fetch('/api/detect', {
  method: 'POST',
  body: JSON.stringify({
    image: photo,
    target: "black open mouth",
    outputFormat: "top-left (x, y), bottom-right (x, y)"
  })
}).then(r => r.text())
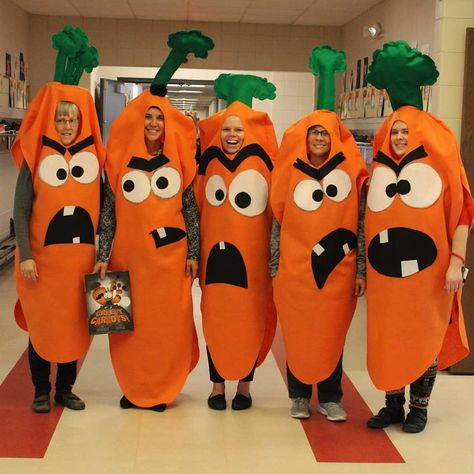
top-left (311, 228), bottom-right (357, 289)
top-left (150, 227), bottom-right (186, 248)
top-left (368, 227), bottom-right (437, 278)
top-left (205, 241), bottom-right (248, 288)
top-left (44, 206), bottom-right (94, 246)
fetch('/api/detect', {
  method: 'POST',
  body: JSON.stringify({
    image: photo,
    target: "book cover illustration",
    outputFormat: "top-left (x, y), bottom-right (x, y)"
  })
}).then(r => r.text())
top-left (84, 271), bottom-right (134, 335)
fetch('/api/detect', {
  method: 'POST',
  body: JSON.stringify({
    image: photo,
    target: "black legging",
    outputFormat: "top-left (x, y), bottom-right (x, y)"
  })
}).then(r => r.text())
top-left (28, 339), bottom-right (77, 396)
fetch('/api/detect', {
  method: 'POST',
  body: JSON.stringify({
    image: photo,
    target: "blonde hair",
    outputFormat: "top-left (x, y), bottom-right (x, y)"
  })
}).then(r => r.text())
top-left (55, 101), bottom-right (80, 120)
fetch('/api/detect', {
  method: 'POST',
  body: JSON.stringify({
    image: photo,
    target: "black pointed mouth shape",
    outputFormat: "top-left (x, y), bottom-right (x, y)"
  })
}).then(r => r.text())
top-left (368, 227), bottom-right (437, 278)
top-left (205, 241), bottom-right (248, 288)
top-left (311, 228), bottom-right (357, 289)
top-left (44, 206), bottom-right (94, 246)
top-left (150, 227), bottom-right (186, 248)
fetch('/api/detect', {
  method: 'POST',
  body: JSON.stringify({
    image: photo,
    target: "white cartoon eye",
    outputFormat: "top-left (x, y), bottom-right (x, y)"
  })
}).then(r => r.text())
top-left (38, 154), bottom-right (69, 187)
top-left (205, 174), bottom-right (227, 207)
top-left (367, 166), bottom-right (397, 212)
top-left (398, 162), bottom-right (442, 208)
top-left (150, 167), bottom-right (181, 199)
top-left (322, 169), bottom-right (352, 202)
top-left (69, 151), bottom-right (99, 184)
top-left (293, 179), bottom-right (324, 211)
top-left (228, 169), bottom-right (268, 217)
top-left (121, 170), bottom-right (151, 203)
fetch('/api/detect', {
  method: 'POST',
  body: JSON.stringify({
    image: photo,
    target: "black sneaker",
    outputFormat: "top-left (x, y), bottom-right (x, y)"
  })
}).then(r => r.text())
top-left (54, 392), bottom-right (85, 410)
top-left (32, 393), bottom-right (51, 413)
top-left (402, 408), bottom-right (427, 433)
top-left (367, 406), bottom-right (405, 429)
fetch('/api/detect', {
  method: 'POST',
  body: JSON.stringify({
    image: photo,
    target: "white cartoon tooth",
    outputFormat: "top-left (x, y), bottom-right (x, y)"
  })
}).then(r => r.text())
top-left (401, 259), bottom-right (419, 277)
top-left (157, 227), bottom-right (166, 239)
top-left (219, 241), bottom-right (226, 250)
top-left (343, 243), bottom-right (350, 255)
top-left (379, 229), bottom-right (389, 244)
top-left (72, 237), bottom-right (80, 243)
top-left (313, 243), bottom-right (325, 256)
top-left (64, 206), bottom-right (75, 216)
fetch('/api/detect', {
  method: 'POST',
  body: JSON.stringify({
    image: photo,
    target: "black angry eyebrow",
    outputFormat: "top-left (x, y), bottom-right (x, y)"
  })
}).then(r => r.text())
top-left (198, 143), bottom-right (273, 175)
top-left (42, 136), bottom-right (66, 155)
top-left (68, 135), bottom-right (94, 155)
top-left (42, 135), bottom-right (95, 156)
top-left (293, 152), bottom-right (345, 181)
top-left (374, 145), bottom-right (428, 176)
top-left (127, 154), bottom-right (170, 172)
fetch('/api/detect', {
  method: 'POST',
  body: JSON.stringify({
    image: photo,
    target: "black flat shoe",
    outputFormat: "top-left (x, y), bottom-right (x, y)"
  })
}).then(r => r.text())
top-left (232, 393), bottom-right (252, 411)
top-left (32, 394), bottom-right (51, 413)
top-left (150, 403), bottom-right (167, 412)
top-left (208, 393), bottom-right (226, 410)
top-left (120, 395), bottom-right (137, 409)
top-left (402, 408), bottom-right (427, 433)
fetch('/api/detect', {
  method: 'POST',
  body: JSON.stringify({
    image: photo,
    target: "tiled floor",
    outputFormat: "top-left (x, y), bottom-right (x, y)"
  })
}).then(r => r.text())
top-left (0, 262), bottom-right (473, 473)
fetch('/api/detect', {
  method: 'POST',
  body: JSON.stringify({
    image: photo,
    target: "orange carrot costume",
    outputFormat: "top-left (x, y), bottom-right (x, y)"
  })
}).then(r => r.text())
top-left (272, 110), bottom-right (367, 384)
top-left (195, 94), bottom-right (278, 380)
top-left (105, 90), bottom-right (199, 407)
top-left (12, 81), bottom-right (105, 362)
top-left (366, 105), bottom-right (474, 390)
top-left (104, 30), bottom-right (214, 406)
top-left (365, 40), bottom-right (474, 391)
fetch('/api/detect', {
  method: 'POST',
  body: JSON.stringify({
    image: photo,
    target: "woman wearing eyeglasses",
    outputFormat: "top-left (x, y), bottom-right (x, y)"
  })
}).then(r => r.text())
top-left (270, 46), bottom-right (368, 421)
top-left (13, 97), bottom-right (104, 413)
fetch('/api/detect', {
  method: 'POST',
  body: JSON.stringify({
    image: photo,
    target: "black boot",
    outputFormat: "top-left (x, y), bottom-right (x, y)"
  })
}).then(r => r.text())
top-left (402, 407), bottom-right (427, 433)
top-left (367, 393), bottom-right (405, 429)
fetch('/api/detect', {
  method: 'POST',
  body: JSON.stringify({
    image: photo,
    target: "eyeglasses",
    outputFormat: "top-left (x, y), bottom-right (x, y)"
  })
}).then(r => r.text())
top-left (308, 128), bottom-right (329, 138)
top-left (55, 118), bottom-right (79, 126)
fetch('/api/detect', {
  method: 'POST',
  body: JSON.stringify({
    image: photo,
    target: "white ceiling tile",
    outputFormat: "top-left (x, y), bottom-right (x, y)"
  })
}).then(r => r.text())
top-left (11, 0), bottom-right (80, 16)
top-left (9, 0), bottom-right (389, 26)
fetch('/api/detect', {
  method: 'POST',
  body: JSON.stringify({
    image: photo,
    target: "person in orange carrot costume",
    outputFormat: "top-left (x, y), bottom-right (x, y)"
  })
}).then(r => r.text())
top-left (12, 26), bottom-right (104, 413)
top-left (270, 46), bottom-right (368, 421)
top-left (364, 41), bottom-right (474, 433)
top-left (194, 74), bottom-right (278, 410)
top-left (93, 30), bottom-right (214, 411)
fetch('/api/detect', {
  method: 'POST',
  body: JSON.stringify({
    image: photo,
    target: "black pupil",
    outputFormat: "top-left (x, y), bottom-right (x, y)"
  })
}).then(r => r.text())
top-left (386, 183), bottom-right (397, 198)
top-left (312, 189), bottom-right (323, 202)
top-left (235, 192), bottom-right (251, 209)
top-left (326, 184), bottom-right (337, 197)
top-left (215, 189), bottom-right (225, 201)
top-left (71, 166), bottom-right (84, 178)
top-left (397, 179), bottom-right (411, 195)
top-left (156, 177), bottom-right (168, 189)
top-left (123, 180), bottom-right (135, 192)
top-left (56, 168), bottom-right (67, 180)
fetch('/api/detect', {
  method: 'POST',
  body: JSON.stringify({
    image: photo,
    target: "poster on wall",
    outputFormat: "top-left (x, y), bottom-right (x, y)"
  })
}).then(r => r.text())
top-left (356, 59), bottom-right (361, 89)
top-left (19, 53), bottom-right (25, 81)
top-left (5, 53), bottom-right (11, 77)
top-left (363, 57), bottom-right (369, 87)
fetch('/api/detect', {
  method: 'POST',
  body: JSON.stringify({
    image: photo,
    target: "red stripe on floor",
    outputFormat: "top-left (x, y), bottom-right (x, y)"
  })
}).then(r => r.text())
top-left (0, 349), bottom-right (83, 459)
top-left (272, 323), bottom-right (404, 463)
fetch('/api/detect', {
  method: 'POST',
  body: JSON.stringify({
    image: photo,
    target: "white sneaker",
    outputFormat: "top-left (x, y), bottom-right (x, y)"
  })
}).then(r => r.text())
top-left (290, 397), bottom-right (310, 419)
top-left (317, 402), bottom-right (347, 422)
